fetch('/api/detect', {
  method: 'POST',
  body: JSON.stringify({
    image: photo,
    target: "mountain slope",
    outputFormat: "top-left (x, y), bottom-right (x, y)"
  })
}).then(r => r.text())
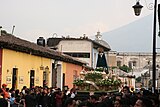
top-left (102, 14), bottom-right (155, 52)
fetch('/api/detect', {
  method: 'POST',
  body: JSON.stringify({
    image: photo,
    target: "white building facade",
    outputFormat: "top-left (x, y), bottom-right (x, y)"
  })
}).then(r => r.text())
top-left (47, 32), bottom-right (111, 68)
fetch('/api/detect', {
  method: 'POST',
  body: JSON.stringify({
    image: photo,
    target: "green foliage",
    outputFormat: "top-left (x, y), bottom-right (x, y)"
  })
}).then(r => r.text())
top-left (85, 72), bottom-right (103, 81)
top-left (95, 67), bottom-right (104, 72)
top-left (97, 79), bottom-right (112, 86)
top-left (1, 30), bottom-right (7, 34)
top-left (73, 78), bottom-right (122, 87)
top-left (119, 65), bottom-right (132, 73)
top-left (113, 79), bottom-right (122, 86)
top-left (110, 66), bottom-right (117, 70)
top-left (96, 79), bottom-right (121, 86)
top-left (136, 76), bottom-right (141, 82)
top-left (73, 79), bottom-right (84, 86)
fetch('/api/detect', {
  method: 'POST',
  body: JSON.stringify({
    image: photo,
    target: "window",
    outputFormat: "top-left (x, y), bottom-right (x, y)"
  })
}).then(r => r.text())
top-left (117, 61), bottom-right (121, 66)
top-left (128, 61), bottom-right (132, 68)
top-left (43, 72), bottom-right (47, 80)
top-left (73, 70), bottom-right (78, 80)
top-left (64, 52), bottom-right (90, 58)
top-left (133, 61), bottom-right (137, 67)
top-left (43, 71), bottom-right (49, 86)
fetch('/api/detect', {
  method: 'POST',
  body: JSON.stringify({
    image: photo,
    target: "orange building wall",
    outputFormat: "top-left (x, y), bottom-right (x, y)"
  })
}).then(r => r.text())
top-left (65, 63), bottom-right (82, 89)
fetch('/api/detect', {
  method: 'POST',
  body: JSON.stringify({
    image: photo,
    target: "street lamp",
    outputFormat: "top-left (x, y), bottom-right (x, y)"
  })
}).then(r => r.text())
top-left (132, 0), bottom-right (158, 93)
top-left (0, 26), bottom-right (2, 36)
top-left (132, 1), bottom-right (143, 16)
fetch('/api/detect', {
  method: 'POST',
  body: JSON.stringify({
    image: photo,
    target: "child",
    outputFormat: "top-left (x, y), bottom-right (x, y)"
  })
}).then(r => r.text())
top-left (9, 93), bottom-right (15, 107)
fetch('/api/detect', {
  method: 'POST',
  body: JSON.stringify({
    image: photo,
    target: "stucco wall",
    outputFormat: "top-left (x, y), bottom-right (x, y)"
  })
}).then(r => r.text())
top-left (2, 49), bottom-right (51, 89)
top-left (63, 62), bottom-right (82, 89)
top-left (58, 40), bottom-right (92, 67)
top-left (58, 40), bottom-right (92, 52)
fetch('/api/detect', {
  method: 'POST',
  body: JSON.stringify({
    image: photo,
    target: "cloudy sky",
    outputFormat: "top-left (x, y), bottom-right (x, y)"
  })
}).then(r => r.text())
top-left (0, 0), bottom-right (155, 52)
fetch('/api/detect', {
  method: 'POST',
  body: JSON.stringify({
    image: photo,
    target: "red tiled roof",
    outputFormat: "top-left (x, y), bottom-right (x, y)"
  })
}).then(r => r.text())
top-left (0, 32), bottom-right (85, 65)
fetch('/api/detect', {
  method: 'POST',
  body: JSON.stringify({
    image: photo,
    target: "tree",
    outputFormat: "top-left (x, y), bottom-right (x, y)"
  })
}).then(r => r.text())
top-left (136, 76), bottom-right (141, 82)
top-left (119, 65), bottom-right (132, 73)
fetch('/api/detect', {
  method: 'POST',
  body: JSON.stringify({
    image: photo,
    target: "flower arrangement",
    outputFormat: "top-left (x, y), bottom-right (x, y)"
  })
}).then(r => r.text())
top-left (73, 68), bottom-right (122, 92)
top-left (113, 79), bottom-right (121, 86)
top-left (73, 77), bottom-right (121, 86)
top-left (85, 72), bottom-right (103, 81)
top-left (95, 67), bottom-right (104, 72)
top-left (73, 79), bottom-right (84, 86)
top-left (96, 79), bottom-right (113, 86)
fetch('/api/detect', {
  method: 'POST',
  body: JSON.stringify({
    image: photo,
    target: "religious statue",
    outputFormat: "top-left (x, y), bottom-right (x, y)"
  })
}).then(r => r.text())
top-left (96, 47), bottom-right (108, 73)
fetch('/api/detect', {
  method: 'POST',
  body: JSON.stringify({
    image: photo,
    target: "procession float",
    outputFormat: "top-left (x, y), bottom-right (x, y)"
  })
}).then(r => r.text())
top-left (73, 69), bottom-right (121, 92)
top-left (73, 48), bottom-right (122, 93)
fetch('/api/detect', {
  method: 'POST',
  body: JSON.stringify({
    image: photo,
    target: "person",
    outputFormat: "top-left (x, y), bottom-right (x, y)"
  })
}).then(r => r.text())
top-left (48, 88), bottom-right (56, 107)
top-left (70, 88), bottom-right (76, 98)
top-left (2, 84), bottom-right (10, 99)
top-left (89, 95), bottom-right (98, 104)
top-left (114, 99), bottom-right (122, 107)
top-left (55, 88), bottom-right (64, 107)
top-left (24, 89), bottom-right (36, 107)
top-left (0, 88), bottom-right (8, 107)
top-left (78, 101), bottom-right (95, 107)
top-left (64, 98), bottom-right (76, 107)
top-left (9, 93), bottom-right (15, 107)
top-left (88, 95), bottom-right (102, 107)
top-left (12, 97), bottom-right (20, 107)
top-left (134, 97), bottom-right (152, 107)
top-left (43, 80), bottom-right (47, 88)
top-left (115, 94), bottom-right (122, 101)
top-left (21, 86), bottom-right (27, 95)
top-left (121, 86), bottom-right (131, 106)
top-left (39, 87), bottom-right (49, 107)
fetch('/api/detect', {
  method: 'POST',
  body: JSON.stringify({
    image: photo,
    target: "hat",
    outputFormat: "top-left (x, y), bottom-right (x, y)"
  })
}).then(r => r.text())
top-left (2, 84), bottom-right (7, 87)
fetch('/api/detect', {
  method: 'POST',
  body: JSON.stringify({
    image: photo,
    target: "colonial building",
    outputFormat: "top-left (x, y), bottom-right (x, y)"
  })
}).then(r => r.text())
top-left (107, 52), bottom-right (160, 70)
top-left (108, 51), bottom-right (160, 89)
top-left (0, 31), bottom-right (85, 89)
top-left (46, 32), bottom-right (111, 68)
top-left (107, 51), bottom-right (117, 67)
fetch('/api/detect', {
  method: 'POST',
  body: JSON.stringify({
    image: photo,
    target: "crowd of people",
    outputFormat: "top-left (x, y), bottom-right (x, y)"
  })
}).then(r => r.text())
top-left (0, 84), bottom-right (159, 107)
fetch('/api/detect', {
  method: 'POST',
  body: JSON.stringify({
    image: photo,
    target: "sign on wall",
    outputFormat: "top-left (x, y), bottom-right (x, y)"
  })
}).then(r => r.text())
top-left (35, 77), bottom-right (39, 84)
top-left (19, 76), bottom-right (24, 84)
top-left (6, 76), bottom-right (11, 84)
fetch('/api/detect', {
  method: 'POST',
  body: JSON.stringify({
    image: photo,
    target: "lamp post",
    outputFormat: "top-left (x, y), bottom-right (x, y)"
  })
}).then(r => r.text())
top-left (0, 26), bottom-right (2, 36)
top-left (132, 0), bottom-right (157, 93)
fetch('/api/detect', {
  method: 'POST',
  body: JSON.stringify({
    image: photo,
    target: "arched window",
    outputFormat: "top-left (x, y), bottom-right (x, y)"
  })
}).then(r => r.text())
top-left (133, 61), bottom-right (137, 67)
top-left (117, 61), bottom-right (121, 66)
top-left (128, 61), bottom-right (132, 68)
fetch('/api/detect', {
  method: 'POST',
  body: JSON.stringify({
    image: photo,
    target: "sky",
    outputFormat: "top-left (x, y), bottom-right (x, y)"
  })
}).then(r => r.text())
top-left (0, 0), bottom-right (155, 50)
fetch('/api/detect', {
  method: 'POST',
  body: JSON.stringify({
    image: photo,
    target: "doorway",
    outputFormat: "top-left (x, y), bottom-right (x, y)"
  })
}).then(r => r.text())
top-left (30, 70), bottom-right (35, 88)
top-left (43, 70), bottom-right (49, 87)
top-left (12, 68), bottom-right (18, 90)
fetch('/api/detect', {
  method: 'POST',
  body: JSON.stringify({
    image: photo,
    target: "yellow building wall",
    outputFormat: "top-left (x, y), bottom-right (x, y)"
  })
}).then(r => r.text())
top-left (2, 49), bottom-right (52, 89)
top-left (63, 62), bottom-right (66, 74)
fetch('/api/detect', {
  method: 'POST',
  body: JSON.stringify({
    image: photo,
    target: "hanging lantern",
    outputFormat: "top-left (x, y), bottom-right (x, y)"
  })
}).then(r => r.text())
top-left (132, 1), bottom-right (143, 16)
